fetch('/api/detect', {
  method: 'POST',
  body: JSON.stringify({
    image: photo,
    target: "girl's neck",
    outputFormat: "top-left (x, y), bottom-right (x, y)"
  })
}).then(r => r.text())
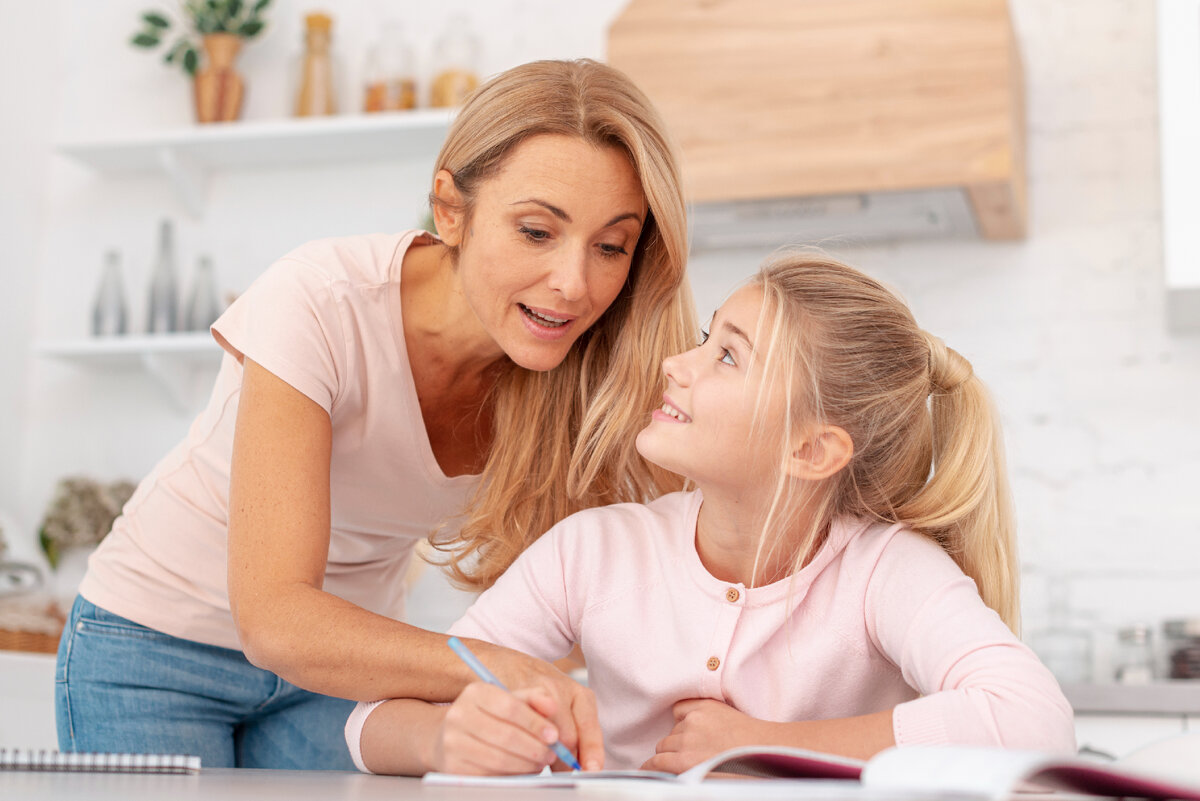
top-left (693, 485), bottom-right (823, 588)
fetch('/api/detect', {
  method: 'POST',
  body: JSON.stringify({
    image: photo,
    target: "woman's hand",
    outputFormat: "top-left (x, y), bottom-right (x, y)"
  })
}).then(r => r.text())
top-left (476, 640), bottom-right (605, 771)
top-left (641, 698), bottom-right (773, 774)
top-left (429, 683), bottom-right (567, 775)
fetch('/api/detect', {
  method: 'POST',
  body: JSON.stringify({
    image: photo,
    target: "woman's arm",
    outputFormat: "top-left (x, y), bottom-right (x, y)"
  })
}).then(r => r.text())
top-left (225, 359), bottom-right (594, 729)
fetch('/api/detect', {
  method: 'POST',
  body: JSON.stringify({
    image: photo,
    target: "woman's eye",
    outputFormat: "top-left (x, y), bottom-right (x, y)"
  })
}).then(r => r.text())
top-left (597, 243), bottom-right (629, 260)
top-left (519, 226), bottom-right (550, 243)
top-left (720, 348), bottom-right (736, 366)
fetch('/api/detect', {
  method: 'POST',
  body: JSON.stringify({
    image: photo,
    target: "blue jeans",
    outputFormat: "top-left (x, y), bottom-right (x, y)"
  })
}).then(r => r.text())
top-left (55, 595), bottom-right (356, 770)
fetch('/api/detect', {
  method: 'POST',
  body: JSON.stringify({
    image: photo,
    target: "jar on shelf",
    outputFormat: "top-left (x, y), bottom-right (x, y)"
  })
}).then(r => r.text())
top-left (363, 22), bottom-right (417, 112)
top-left (1164, 618), bottom-right (1200, 679)
top-left (295, 12), bottom-right (337, 117)
top-left (1025, 580), bottom-right (1093, 685)
top-left (1113, 624), bottom-right (1156, 684)
top-left (428, 15), bottom-right (480, 108)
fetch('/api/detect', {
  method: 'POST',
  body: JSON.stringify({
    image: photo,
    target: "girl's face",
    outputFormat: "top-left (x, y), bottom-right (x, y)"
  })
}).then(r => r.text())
top-left (449, 134), bottom-right (647, 372)
top-left (636, 285), bottom-right (789, 491)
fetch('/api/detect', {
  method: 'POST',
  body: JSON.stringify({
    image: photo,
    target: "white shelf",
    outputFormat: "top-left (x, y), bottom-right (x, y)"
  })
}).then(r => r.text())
top-left (35, 333), bottom-right (223, 410)
top-left (55, 109), bottom-right (456, 216)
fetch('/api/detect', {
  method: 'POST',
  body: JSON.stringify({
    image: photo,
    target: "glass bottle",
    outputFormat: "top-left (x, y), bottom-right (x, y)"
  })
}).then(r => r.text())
top-left (428, 15), bottom-right (480, 108)
top-left (145, 219), bottom-right (178, 334)
top-left (1025, 580), bottom-right (1093, 685)
top-left (1113, 624), bottom-right (1156, 684)
top-left (91, 250), bottom-right (128, 337)
top-left (295, 12), bottom-right (337, 117)
top-left (363, 22), bottom-right (416, 112)
top-left (184, 254), bottom-right (221, 331)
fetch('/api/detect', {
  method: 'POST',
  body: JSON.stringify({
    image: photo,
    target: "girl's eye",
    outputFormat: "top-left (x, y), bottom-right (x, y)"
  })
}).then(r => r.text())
top-left (519, 226), bottom-right (550, 243)
top-left (698, 328), bottom-right (710, 346)
top-left (720, 348), bottom-right (736, 366)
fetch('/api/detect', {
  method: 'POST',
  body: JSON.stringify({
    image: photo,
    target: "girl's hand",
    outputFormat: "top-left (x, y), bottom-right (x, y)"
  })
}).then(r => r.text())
top-left (430, 683), bottom-right (568, 775)
top-left (478, 642), bottom-right (605, 771)
top-left (641, 698), bottom-right (772, 774)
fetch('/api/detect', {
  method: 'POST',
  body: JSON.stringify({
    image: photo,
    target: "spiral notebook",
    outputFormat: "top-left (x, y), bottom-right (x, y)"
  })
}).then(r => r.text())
top-left (0, 748), bottom-right (201, 774)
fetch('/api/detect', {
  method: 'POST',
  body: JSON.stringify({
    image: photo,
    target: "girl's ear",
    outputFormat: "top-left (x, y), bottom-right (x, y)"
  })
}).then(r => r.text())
top-left (431, 169), bottom-right (466, 247)
top-left (786, 425), bottom-right (854, 481)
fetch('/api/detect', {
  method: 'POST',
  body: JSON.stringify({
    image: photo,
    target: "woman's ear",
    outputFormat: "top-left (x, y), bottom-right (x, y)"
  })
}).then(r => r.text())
top-left (786, 425), bottom-right (854, 481)
top-left (431, 169), bottom-right (465, 247)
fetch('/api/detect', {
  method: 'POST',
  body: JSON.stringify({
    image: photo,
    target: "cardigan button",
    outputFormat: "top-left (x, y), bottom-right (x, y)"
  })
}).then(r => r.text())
top-left (706, 656), bottom-right (721, 671)
top-left (725, 587), bottom-right (740, 603)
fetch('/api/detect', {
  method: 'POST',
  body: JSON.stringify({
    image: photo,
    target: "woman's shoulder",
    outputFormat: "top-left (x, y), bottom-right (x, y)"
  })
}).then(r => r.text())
top-left (272, 230), bottom-right (431, 287)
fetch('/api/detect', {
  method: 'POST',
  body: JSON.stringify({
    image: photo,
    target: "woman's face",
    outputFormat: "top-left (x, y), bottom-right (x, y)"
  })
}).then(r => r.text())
top-left (448, 134), bottom-right (647, 372)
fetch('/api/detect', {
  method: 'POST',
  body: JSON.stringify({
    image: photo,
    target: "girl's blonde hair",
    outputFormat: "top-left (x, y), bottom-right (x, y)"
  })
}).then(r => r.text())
top-left (750, 254), bottom-right (1019, 631)
top-left (428, 59), bottom-right (697, 590)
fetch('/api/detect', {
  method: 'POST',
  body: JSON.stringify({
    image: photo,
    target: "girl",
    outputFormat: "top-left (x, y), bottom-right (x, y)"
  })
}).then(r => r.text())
top-left (55, 59), bottom-right (696, 769)
top-left (345, 254), bottom-right (1076, 775)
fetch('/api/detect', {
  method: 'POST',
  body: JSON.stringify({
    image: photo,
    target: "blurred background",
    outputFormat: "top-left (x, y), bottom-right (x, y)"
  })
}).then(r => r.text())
top-left (0, 0), bottom-right (1197, 756)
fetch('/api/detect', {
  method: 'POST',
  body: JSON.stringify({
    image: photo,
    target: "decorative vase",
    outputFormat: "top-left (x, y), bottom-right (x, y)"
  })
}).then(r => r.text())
top-left (193, 33), bottom-right (244, 123)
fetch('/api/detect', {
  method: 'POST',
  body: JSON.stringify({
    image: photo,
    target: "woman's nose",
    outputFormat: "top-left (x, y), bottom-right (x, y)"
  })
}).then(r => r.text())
top-left (546, 247), bottom-right (588, 302)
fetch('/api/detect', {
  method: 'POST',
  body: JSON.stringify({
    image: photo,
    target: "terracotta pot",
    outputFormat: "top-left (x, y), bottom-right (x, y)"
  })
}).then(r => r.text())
top-left (193, 33), bottom-right (244, 124)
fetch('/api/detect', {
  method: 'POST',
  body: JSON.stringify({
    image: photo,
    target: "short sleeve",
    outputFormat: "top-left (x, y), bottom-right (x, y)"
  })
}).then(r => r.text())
top-left (211, 257), bottom-right (345, 413)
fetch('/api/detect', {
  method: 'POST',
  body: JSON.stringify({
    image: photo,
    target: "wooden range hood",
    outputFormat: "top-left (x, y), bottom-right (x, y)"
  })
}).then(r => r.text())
top-left (606, 0), bottom-right (1026, 244)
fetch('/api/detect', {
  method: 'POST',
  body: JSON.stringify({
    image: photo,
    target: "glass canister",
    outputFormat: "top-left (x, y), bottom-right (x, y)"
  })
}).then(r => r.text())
top-left (1164, 618), bottom-right (1200, 679)
top-left (363, 22), bottom-right (417, 112)
top-left (428, 15), bottom-right (480, 108)
top-left (92, 250), bottom-right (129, 337)
top-left (1025, 579), bottom-right (1094, 685)
top-left (1113, 624), bottom-right (1156, 684)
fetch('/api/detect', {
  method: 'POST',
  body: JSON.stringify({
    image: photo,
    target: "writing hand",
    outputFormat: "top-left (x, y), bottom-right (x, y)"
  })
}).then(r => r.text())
top-left (431, 683), bottom-right (569, 775)
top-left (481, 643), bottom-right (605, 771)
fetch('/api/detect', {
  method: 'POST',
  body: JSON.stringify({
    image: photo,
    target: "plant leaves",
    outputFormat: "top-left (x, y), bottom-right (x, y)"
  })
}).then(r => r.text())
top-left (142, 11), bottom-right (170, 29)
top-left (253, 0), bottom-right (271, 11)
top-left (38, 529), bottom-right (59, 571)
top-left (182, 47), bottom-right (199, 76)
top-left (131, 32), bottom-right (161, 48)
top-left (227, 0), bottom-right (243, 21)
top-left (238, 19), bottom-right (264, 37)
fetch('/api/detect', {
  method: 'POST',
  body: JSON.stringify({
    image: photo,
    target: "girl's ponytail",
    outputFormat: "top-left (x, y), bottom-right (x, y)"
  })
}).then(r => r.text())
top-left (895, 336), bottom-right (1019, 632)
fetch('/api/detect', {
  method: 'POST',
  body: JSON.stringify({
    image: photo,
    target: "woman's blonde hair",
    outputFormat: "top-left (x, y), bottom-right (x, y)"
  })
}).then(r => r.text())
top-left (748, 254), bottom-right (1019, 632)
top-left (428, 59), bottom-right (697, 590)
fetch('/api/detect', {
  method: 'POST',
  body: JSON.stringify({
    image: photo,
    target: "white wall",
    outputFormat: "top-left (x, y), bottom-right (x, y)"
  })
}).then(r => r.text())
top-left (1, 0), bottom-right (1196, 679)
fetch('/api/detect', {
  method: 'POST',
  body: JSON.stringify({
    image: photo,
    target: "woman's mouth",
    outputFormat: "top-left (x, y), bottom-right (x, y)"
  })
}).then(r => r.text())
top-left (519, 303), bottom-right (570, 328)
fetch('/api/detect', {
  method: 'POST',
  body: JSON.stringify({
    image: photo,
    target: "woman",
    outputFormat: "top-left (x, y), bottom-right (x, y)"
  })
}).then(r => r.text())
top-left (55, 58), bottom-right (696, 770)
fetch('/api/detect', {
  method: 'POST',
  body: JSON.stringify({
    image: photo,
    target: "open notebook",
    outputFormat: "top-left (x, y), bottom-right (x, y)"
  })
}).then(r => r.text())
top-left (423, 742), bottom-right (1200, 800)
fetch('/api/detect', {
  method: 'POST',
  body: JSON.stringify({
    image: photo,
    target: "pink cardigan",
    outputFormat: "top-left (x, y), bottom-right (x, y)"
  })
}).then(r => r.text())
top-left (346, 491), bottom-right (1075, 771)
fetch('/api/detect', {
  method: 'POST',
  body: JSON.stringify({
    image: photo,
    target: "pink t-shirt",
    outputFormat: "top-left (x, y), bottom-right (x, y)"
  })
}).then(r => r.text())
top-left (346, 490), bottom-right (1075, 771)
top-left (80, 231), bottom-right (480, 650)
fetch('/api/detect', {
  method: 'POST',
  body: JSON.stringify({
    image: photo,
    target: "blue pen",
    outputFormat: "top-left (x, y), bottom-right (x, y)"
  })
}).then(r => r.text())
top-left (446, 636), bottom-right (582, 771)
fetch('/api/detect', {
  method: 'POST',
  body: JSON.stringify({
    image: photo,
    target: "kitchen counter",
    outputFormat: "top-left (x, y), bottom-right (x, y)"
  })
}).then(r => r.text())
top-left (1063, 681), bottom-right (1200, 715)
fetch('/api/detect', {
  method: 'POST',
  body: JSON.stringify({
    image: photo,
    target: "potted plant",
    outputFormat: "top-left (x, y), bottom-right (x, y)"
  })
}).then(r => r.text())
top-left (131, 0), bottom-right (272, 124)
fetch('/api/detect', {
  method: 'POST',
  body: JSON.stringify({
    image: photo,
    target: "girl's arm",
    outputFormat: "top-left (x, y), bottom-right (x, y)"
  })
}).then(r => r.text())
top-left (644, 532), bottom-right (1074, 773)
top-left (226, 359), bottom-right (592, 735)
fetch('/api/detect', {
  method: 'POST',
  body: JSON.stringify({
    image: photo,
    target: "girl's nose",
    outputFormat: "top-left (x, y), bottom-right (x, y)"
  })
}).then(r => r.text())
top-left (546, 247), bottom-right (588, 302)
top-left (662, 349), bottom-right (692, 386)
